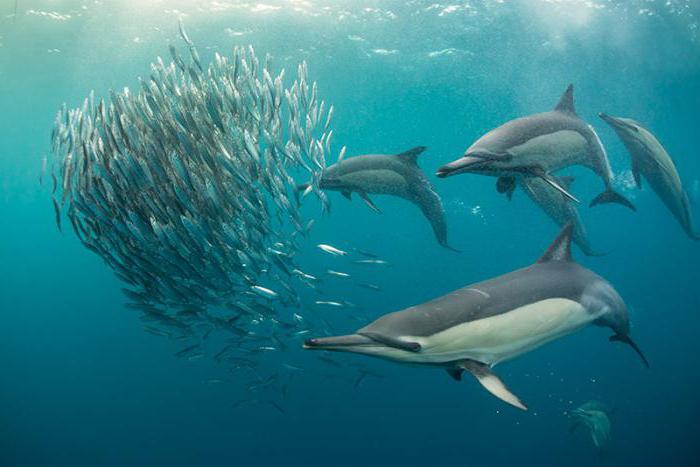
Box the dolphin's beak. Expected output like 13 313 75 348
436 155 484 178
303 333 378 351
598 112 616 125
598 112 637 132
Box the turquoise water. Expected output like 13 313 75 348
2 1 699 466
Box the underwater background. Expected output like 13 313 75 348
1 1 700 466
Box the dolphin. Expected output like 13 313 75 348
568 400 612 449
497 175 600 256
436 85 635 211
314 146 458 250
304 223 647 410
599 113 699 240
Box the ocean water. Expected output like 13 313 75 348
2 1 700 466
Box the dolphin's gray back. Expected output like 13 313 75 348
328 154 415 181
359 261 615 339
471 111 611 182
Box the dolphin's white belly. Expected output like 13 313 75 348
509 130 589 171
392 298 597 366
341 169 409 196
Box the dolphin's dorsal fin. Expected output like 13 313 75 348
396 146 427 164
537 222 574 263
554 84 577 116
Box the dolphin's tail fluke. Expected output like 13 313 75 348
580 245 607 257
582 250 607 257
590 188 636 212
441 243 462 253
610 333 649 368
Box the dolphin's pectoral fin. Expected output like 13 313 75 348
496 176 516 200
358 192 382 214
446 368 464 381
609 334 649 368
341 190 352 200
541 176 579 203
631 159 642 189
460 360 528 411
590 189 636 211
559 176 575 189
523 166 580 203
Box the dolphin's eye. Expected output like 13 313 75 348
407 342 422 352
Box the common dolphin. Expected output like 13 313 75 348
304 224 647 410
314 146 458 250
599 113 699 240
497 175 600 256
568 401 612 449
436 85 635 211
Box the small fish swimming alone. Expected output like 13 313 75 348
437 85 635 211
599 113 699 240
353 248 378 258
326 270 351 278
309 147 459 251
51 196 62 232
317 244 348 256
315 300 344 307
353 259 389 266
304 223 647 410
